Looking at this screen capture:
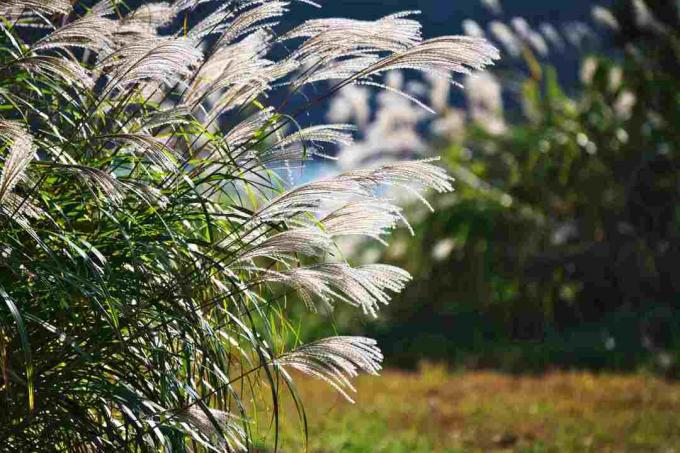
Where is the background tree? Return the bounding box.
[336,0,680,372]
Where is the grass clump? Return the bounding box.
[0,1,497,450]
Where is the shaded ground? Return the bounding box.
[258,365,680,452]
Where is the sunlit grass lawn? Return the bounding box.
[257,365,680,452]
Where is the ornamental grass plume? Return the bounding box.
[0,1,497,450]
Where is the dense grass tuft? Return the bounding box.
[0,1,497,450]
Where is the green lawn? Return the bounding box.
[257,365,680,452]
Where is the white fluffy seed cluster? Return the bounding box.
[275,336,384,403]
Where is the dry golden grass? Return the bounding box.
[258,365,680,452]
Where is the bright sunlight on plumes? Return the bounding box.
[0,1,497,451]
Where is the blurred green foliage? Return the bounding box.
[360,1,680,372]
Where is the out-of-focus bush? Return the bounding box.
[291,1,680,373]
[368,0,680,373]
